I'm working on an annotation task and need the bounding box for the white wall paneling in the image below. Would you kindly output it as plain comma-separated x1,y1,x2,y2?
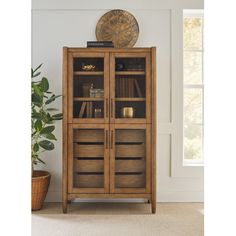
32,0,204,202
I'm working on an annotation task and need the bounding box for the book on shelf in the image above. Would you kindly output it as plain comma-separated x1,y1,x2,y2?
131,79,134,97
90,102,93,118
86,102,93,118
116,78,143,98
134,79,142,97
78,102,87,118
87,41,114,48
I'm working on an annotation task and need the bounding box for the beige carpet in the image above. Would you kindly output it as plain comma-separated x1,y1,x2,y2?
32,202,204,236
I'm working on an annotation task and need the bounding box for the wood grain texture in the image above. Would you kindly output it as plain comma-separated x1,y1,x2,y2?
74,71,104,76
109,124,115,193
68,52,74,123
63,47,156,213
151,47,157,214
68,48,151,53
74,144,104,157
73,129,104,142
62,47,68,213
146,52,151,123
115,174,145,188
73,174,104,188
115,71,145,75
115,98,145,101
104,53,110,124
145,124,151,194
115,159,145,172
115,129,145,143
68,193,151,200
74,159,104,172
115,144,145,157
67,125,74,194
104,124,110,193
72,118,106,124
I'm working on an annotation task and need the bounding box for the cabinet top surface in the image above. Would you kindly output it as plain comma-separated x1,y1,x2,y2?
64,47,156,53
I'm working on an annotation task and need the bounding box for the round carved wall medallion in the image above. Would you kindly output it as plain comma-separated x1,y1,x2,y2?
96,9,139,48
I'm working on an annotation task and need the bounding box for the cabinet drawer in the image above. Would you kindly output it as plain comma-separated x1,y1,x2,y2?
74,144,104,157
74,159,104,172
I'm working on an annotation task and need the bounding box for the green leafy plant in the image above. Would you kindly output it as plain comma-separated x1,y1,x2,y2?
31,64,62,171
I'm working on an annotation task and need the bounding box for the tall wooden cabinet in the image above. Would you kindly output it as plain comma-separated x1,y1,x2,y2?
63,47,156,213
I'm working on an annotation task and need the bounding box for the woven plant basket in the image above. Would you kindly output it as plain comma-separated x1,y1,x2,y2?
32,170,51,211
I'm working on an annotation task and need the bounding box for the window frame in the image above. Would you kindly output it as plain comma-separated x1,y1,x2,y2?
183,10,204,166
170,9,204,177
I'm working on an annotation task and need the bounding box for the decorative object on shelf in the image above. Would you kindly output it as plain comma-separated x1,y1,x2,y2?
94,108,102,118
121,107,134,118
87,41,114,48
31,64,62,211
82,64,96,71
90,85,104,98
96,9,139,48
82,83,92,97
126,64,144,71
115,62,125,71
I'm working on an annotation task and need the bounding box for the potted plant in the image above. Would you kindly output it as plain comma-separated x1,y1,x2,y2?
31,64,62,210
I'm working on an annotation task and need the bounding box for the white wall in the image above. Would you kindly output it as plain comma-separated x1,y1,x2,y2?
32,0,204,202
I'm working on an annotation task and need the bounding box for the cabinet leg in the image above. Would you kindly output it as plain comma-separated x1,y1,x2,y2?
151,200,156,214
62,200,68,214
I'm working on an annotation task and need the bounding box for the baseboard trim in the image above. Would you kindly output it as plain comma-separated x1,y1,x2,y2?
157,190,204,202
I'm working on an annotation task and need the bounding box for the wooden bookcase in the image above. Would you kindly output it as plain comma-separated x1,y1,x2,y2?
63,47,156,213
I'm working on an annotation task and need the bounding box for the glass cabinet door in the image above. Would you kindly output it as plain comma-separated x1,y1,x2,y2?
110,52,151,123
68,52,109,123
109,124,151,193
68,124,109,193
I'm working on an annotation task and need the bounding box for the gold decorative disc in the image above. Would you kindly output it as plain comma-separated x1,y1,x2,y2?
96,9,139,48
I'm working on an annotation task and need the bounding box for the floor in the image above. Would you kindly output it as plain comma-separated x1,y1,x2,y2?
32,202,204,236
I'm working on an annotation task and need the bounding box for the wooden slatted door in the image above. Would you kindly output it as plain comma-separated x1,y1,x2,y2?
68,52,110,124
68,124,109,193
110,124,151,193
110,51,151,124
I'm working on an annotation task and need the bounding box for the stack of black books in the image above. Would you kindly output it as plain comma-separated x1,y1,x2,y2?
87,41,114,48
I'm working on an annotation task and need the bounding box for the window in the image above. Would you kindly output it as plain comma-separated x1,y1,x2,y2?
183,10,204,165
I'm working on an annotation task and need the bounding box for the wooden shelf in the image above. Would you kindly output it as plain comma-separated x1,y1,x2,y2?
74,97,104,101
115,98,146,102
74,71,104,76
115,71,145,75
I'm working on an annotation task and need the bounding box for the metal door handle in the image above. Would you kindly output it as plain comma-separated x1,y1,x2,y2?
110,130,113,149
106,98,109,118
105,130,108,149
110,98,113,118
